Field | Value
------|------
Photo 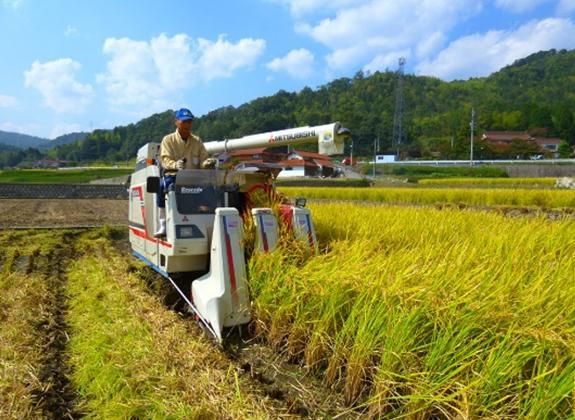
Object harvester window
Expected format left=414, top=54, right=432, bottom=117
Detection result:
left=175, top=185, right=218, bottom=214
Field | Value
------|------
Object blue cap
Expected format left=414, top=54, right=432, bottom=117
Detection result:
left=175, top=108, right=195, bottom=121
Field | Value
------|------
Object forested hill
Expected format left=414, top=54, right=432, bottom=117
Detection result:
left=0, top=131, right=48, bottom=149
left=44, top=48, right=575, bottom=162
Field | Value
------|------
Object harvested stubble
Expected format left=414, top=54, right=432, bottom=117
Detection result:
left=66, top=230, right=289, bottom=419
left=280, top=186, right=575, bottom=209
left=249, top=202, right=575, bottom=418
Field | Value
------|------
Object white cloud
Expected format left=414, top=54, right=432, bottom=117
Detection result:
left=267, top=48, right=315, bottom=78
left=0, top=94, right=17, bottom=108
left=49, top=123, right=83, bottom=139
left=197, top=36, right=266, bottom=80
left=325, top=46, right=369, bottom=71
left=98, top=33, right=265, bottom=112
left=363, top=50, right=410, bottom=74
left=269, top=0, right=367, bottom=17
left=415, top=31, right=446, bottom=60
left=495, top=0, right=551, bottom=13
left=295, top=0, right=481, bottom=72
left=416, top=18, right=575, bottom=80
left=2, top=0, right=22, bottom=9
left=24, top=59, right=94, bottom=113
left=0, top=121, right=42, bottom=137
left=557, top=0, right=575, bottom=14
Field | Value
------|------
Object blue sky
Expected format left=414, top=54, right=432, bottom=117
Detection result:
left=1, top=0, right=574, bottom=139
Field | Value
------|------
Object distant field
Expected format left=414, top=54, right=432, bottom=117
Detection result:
left=418, top=177, right=557, bottom=188
left=281, top=186, right=575, bottom=209
left=0, top=168, right=132, bottom=184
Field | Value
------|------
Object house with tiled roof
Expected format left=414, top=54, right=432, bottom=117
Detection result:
left=481, top=131, right=562, bottom=158
left=227, top=147, right=336, bottom=178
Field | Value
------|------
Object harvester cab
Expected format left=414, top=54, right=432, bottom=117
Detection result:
left=128, top=122, right=350, bottom=341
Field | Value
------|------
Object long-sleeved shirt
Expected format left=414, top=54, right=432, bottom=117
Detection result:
left=160, top=129, right=210, bottom=176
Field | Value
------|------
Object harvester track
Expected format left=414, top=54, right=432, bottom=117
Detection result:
left=32, top=232, right=82, bottom=419
left=135, top=266, right=352, bottom=419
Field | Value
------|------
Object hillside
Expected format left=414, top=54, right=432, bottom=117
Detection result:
left=0, top=130, right=88, bottom=151
left=0, top=130, right=48, bottom=149
left=3, top=48, right=575, bottom=167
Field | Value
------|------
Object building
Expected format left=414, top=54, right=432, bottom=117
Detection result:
left=481, top=131, right=562, bottom=158
left=227, top=148, right=336, bottom=178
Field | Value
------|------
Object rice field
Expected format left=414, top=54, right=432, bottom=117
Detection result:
left=250, top=202, right=575, bottom=417
left=418, top=177, right=557, bottom=188
left=280, top=186, right=575, bottom=210
left=2, top=194, right=574, bottom=418
left=0, top=228, right=342, bottom=419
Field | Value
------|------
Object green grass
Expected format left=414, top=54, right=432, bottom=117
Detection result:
left=0, top=168, right=131, bottom=184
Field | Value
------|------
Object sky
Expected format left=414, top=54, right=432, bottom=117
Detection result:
left=1, top=0, right=574, bottom=140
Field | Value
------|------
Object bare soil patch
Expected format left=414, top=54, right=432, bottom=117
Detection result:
left=0, top=199, right=127, bottom=228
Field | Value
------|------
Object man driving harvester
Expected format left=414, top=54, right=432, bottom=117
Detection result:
left=154, top=107, right=216, bottom=237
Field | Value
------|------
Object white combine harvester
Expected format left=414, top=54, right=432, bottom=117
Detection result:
left=128, top=123, right=350, bottom=341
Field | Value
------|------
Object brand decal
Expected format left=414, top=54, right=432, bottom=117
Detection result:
left=180, top=187, right=203, bottom=194
left=321, top=132, right=332, bottom=142
left=268, top=130, right=316, bottom=144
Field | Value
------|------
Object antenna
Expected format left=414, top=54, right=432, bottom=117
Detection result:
left=392, top=57, right=406, bottom=159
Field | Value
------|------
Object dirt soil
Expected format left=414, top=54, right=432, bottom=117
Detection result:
left=0, top=199, right=127, bottom=228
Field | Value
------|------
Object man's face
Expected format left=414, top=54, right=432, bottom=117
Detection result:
left=176, top=119, right=193, bottom=137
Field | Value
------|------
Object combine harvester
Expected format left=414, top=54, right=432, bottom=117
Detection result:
left=128, top=123, right=350, bottom=341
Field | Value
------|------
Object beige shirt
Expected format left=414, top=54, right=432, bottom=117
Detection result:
left=160, top=130, right=210, bottom=175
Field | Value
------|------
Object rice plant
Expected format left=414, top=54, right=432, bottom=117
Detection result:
left=249, top=202, right=575, bottom=417
left=279, top=186, right=575, bottom=209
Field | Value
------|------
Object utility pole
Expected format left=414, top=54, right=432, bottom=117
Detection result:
left=392, top=57, right=406, bottom=160
left=373, top=138, right=376, bottom=177
left=350, top=140, right=353, bottom=166
left=470, top=107, right=475, bottom=166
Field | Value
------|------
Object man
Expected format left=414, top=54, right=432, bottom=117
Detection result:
left=154, top=107, right=216, bottom=237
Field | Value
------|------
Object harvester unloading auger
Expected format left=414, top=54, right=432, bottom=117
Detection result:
left=128, top=122, right=351, bottom=341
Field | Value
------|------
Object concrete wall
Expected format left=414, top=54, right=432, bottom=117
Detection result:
left=502, top=165, right=575, bottom=177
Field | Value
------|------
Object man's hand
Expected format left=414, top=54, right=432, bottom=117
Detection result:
left=201, top=157, right=217, bottom=169
left=176, top=159, right=186, bottom=170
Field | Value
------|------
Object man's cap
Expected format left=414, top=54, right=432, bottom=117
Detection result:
left=175, top=108, right=195, bottom=121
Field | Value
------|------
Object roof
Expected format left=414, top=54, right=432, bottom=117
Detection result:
left=276, top=159, right=313, bottom=167
left=482, top=131, right=532, bottom=141
left=287, top=150, right=332, bottom=162
left=535, top=138, right=562, bottom=146
left=313, top=159, right=334, bottom=168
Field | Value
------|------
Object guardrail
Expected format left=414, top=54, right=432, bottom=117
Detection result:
left=0, top=184, right=128, bottom=199
left=372, top=159, right=575, bottom=165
